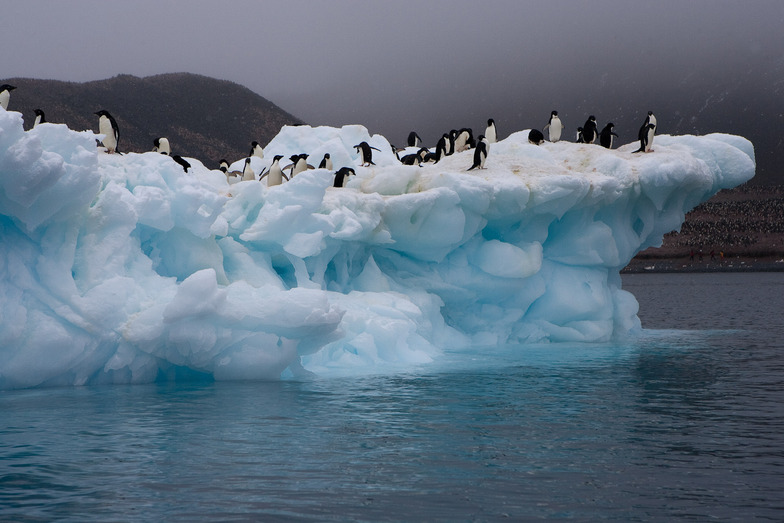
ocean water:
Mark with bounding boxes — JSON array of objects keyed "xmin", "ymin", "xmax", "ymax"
[{"xmin": 1, "ymin": 273, "xmax": 783, "ymax": 521}]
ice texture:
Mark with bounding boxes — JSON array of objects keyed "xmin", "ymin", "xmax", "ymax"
[{"xmin": 0, "ymin": 109, "xmax": 755, "ymax": 388}]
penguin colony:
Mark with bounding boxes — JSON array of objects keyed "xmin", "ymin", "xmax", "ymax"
[{"xmin": 0, "ymin": 84, "xmax": 657, "ymax": 188}]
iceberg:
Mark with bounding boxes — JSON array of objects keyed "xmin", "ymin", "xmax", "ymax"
[{"xmin": 0, "ymin": 108, "xmax": 755, "ymax": 388}]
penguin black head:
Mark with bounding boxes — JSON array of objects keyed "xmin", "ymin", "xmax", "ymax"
[
  {"xmin": 299, "ymin": 153, "xmax": 309, "ymax": 160},
  {"xmin": 272, "ymin": 155, "xmax": 284, "ymax": 163},
  {"xmin": 251, "ymin": 141, "xmax": 260, "ymax": 147},
  {"xmin": 94, "ymin": 110, "xmax": 111, "ymax": 117},
  {"xmin": 153, "ymin": 138, "xmax": 160, "ymax": 148},
  {"xmin": 324, "ymin": 153, "xmax": 330, "ymax": 159},
  {"xmin": 487, "ymin": 119, "xmax": 494, "ymax": 126},
  {"xmin": 34, "ymin": 108, "xmax": 45, "ymax": 117},
  {"xmin": 551, "ymin": 110, "xmax": 558, "ymax": 116},
  {"xmin": 589, "ymin": 115, "xmax": 596, "ymax": 121},
  {"xmin": 648, "ymin": 111, "xmax": 654, "ymax": 116},
  {"xmin": 1, "ymin": 84, "xmax": 16, "ymax": 92},
  {"xmin": 289, "ymin": 154, "xmax": 300, "ymax": 163}
]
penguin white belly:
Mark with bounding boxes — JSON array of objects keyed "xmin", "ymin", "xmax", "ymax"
[
  {"xmin": 34, "ymin": 115, "xmax": 42, "ymax": 127},
  {"xmin": 645, "ymin": 128, "xmax": 655, "ymax": 152},
  {"xmin": 268, "ymin": 166, "xmax": 283, "ymax": 186},
  {"xmin": 0, "ymin": 91, "xmax": 9, "ymax": 110},
  {"xmin": 98, "ymin": 117, "xmax": 117, "ymax": 151},
  {"xmin": 550, "ymin": 118, "xmax": 563, "ymax": 142},
  {"xmin": 485, "ymin": 125, "xmax": 497, "ymax": 143}
]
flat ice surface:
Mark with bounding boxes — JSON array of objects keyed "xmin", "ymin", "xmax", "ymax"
[{"xmin": 0, "ymin": 109, "xmax": 755, "ymax": 388}]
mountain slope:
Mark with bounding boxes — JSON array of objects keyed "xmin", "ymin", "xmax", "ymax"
[{"xmin": 2, "ymin": 73, "xmax": 304, "ymax": 168}]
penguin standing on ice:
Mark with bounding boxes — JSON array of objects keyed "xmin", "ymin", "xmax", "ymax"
[
  {"xmin": 259, "ymin": 155, "xmax": 289, "ymax": 186},
  {"xmin": 582, "ymin": 116, "xmax": 598, "ymax": 144},
  {"xmin": 0, "ymin": 84, "xmax": 15, "ymax": 110},
  {"xmin": 543, "ymin": 110, "xmax": 563, "ymax": 142},
  {"xmin": 467, "ymin": 135, "xmax": 488, "ymax": 171},
  {"xmin": 33, "ymin": 109, "xmax": 46, "ymax": 127},
  {"xmin": 219, "ymin": 159, "xmax": 229, "ymax": 174},
  {"xmin": 433, "ymin": 133, "xmax": 449, "ymax": 163},
  {"xmin": 153, "ymin": 137, "xmax": 171, "ymax": 155},
  {"xmin": 95, "ymin": 110, "xmax": 120, "ymax": 153},
  {"xmin": 485, "ymin": 119, "xmax": 497, "ymax": 143},
  {"xmin": 286, "ymin": 153, "xmax": 313, "ymax": 177},
  {"xmin": 250, "ymin": 141, "xmax": 264, "ymax": 159},
  {"xmin": 318, "ymin": 153, "xmax": 332, "ymax": 170},
  {"xmin": 241, "ymin": 157, "xmax": 256, "ymax": 181},
  {"xmin": 354, "ymin": 142, "xmax": 381, "ymax": 166},
  {"xmin": 599, "ymin": 123, "xmax": 618, "ymax": 149},
  {"xmin": 634, "ymin": 123, "xmax": 656, "ymax": 153},
  {"xmin": 576, "ymin": 127, "xmax": 585, "ymax": 143},
  {"xmin": 333, "ymin": 167, "xmax": 356, "ymax": 188},
  {"xmin": 407, "ymin": 132, "xmax": 422, "ymax": 147}
]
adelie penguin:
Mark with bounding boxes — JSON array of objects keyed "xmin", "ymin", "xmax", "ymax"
[
  {"xmin": 0, "ymin": 84, "xmax": 16, "ymax": 110},
  {"xmin": 153, "ymin": 137, "xmax": 171, "ymax": 155},
  {"xmin": 259, "ymin": 155, "xmax": 289, "ymax": 187},
  {"xmin": 433, "ymin": 134, "xmax": 449, "ymax": 163},
  {"xmin": 242, "ymin": 157, "xmax": 255, "ymax": 181},
  {"xmin": 582, "ymin": 115, "xmax": 598, "ymax": 144},
  {"xmin": 354, "ymin": 142, "xmax": 381, "ymax": 166},
  {"xmin": 318, "ymin": 153, "xmax": 332, "ymax": 170},
  {"xmin": 250, "ymin": 141, "xmax": 264, "ymax": 159},
  {"xmin": 95, "ymin": 110, "xmax": 121, "ymax": 154},
  {"xmin": 333, "ymin": 167, "xmax": 356, "ymax": 188},
  {"xmin": 285, "ymin": 153, "xmax": 314, "ymax": 177},
  {"xmin": 599, "ymin": 123, "xmax": 618, "ymax": 149},
  {"xmin": 171, "ymin": 155, "xmax": 191, "ymax": 173},
  {"xmin": 407, "ymin": 131, "xmax": 422, "ymax": 147},
  {"xmin": 33, "ymin": 109, "xmax": 46, "ymax": 128},
  {"xmin": 467, "ymin": 135, "xmax": 488, "ymax": 171},
  {"xmin": 528, "ymin": 129, "xmax": 545, "ymax": 145},
  {"xmin": 543, "ymin": 110, "xmax": 563, "ymax": 142},
  {"xmin": 634, "ymin": 123, "xmax": 656, "ymax": 153},
  {"xmin": 485, "ymin": 119, "xmax": 497, "ymax": 144}
]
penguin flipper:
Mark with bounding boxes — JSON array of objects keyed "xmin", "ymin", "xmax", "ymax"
[{"xmin": 258, "ymin": 168, "xmax": 268, "ymax": 180}]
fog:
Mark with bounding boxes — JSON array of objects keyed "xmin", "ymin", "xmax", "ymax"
[{"xmin": 3, "ymin": 0, "xmax": 783, "ymax": 181}]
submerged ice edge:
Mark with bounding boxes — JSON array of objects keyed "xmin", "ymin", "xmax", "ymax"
[{"xmin": 0, "ymin": 109, "xmax": 755, "ymax": 388}]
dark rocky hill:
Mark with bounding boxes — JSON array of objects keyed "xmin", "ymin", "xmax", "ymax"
[{"xmin": 1, "ymin": 73, "xmax": 303, "ymax": 169}]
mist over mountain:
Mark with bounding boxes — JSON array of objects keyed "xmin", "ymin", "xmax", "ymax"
[{"xmin": 2, "ymin": 73, "xmax": 303, "ymax": 169}]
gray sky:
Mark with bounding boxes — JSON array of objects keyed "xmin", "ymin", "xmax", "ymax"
[{"xmin": 3, "ymin": 0, "xmax": 784, "ymax": 150}]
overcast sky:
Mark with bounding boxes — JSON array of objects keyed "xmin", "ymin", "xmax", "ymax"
[{"xmin": 4, "ymin": 0, "xmax": 783, "ymax": 146}]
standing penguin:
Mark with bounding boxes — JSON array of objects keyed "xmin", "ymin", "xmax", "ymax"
[
  {"xmin": 241, "ymin": 157, "xmax": 255, "ymax": 181},
  {"xmin": 543, "ymin": 110, "xmax": 563, "ymax": 142},
  {"xmin": 407, "ymin": 132, "xmax": 422, "ymax": 147},
  {"xmin": 634, "ymin": 123, "xmax": 656, "ymax": 153},
  {"xmin": 467, "ymin": 135, "xmax": 488, "ymax": 171},
  {"xmin": 259, "ymin": 155, "xmax": 289, "ymax": 186},
  {"xmin": 95, "ymin": 110, "xmax": 120, "ymax": 153},
  {"xmin": 318, "ymin": 153, "xmax": 333, "ymax": 170},
  {"xmin": 433, "ymin": 134, "xmax": 449, "ymax": 163},
  {"xmin": 354, "ymin": 142, "xmax": 381, "ymax": 166},
  {"xmin": 219, "ymin": 159, "xmax": 230, "ymax": 174},
  {"xmin": 0, "ymin": 84, "xmax": 16, "ymax": 110},
  {"xmin": 485, "ymin": 119, "xmax": 497, "ymax": 143},
  {"xmin": 333, "ymin": 167, "xmax": 356, "ymax": 188},
  {"xmin": 582, "ymin": 116, "xmax": 598, "ymax": 144},
  {"xmin": 599, "ymin": 123, "xmax": 618, "ymax": 149},
  {"xmin": 153, "ymin": 137, "xmax": 171, "ymax": 155},
  {"xmin": 250, "ymin": 141, "xmax": 264, "ymax": 159},
  {"xmin": 33, "ymin": 109, "xmax": 46, "ymax": 128}
]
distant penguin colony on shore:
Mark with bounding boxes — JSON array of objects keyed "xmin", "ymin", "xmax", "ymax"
[{"xmin": 2, "ymin": 83, "xmax": 659, "ymax": 191}]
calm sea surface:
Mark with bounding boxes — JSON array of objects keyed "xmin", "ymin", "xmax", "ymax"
[{"xmin": 1, "ymin": 273, "xmax": 783, "ymax": 521}]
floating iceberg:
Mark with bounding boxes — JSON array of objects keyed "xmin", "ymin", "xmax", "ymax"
[{"xmin": 0, "ymin": 108, "xmax": 754, "ymax": 388}]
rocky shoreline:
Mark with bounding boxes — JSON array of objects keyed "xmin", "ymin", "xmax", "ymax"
[{"xmin": 623, "ymin": 184, "xmax": 784, "ymax": 273}]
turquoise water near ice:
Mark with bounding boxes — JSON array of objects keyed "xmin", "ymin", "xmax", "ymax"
[{"xmin": 1, "ymin": 273, "xmax": 783, "ymax": 521}]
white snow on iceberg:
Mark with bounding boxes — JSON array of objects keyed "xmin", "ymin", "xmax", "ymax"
[{"xmin": 0, "ymin": 108, "xmax": 755, "ymax": 388}]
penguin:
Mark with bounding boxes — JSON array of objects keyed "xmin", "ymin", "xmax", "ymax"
[
  {"xmin": 433, "ymin": 133, "xmax": 449, "ymax": 163},
  {"xmin": 399, "ymin": 152, "xmax": 421, "ymax": 166},
  {"xmin": 407, "ymin": 131, "xmax": 422, "ymax": 147},
  {"xmin": 259, "ymin": 155, "xmax": 289, "ymax": 186},
  {"xmin": 543, "ymin": 111, "xmax": 563, "ymax": 142},
  {"xmin": 333, "ymin": 167, "xmax": 356, "ymax": 188},
  {"xmin": 171, "ymin": 155, "xmax": 191, "ymax": 173},
  {"xmin": 153, "ymin": 137, "xmax": 171, "ymax": 155},
  {"xmin": 528, "ymin": 129, "xmax": 545, "ymax": 145},
  {"xmin": 485, "ymin": 119, "xmax": 497, "ymax": 144},
  {"xmin": 634, "ymin": 123, "xmax": 656, "ymax": 153},
  {"xmin": 599, "ymin": 123, "xmax": 618, "ymax": 149},
  {"xmin": 467, "ymin": 135, "xmax": 488, "ymax": 171},
  {"xmin": 354, "ymin": 142, "xmax": 381, "ymax": 166},
  {"xmin": 285, "ymin": 153, "xmax": 313, "ymax": 177},
  {"xmin": 95, "ymin": 110, "xmax": 120, "ymax": 154},
  {"xmin": 454, "ymin": 128, "xmax": 473, "ymax": 152},
  {"xmin": 219, "ymin": 159, "xmax": 229, "ymax": 174},
  {"xmin": 318, "ymin": 153, "xmax": 332, "ymax": 170},
  {"xmin": 576, "ymin": 127, "xmax": 585, "ymax": 143},
  {"xmin": 0, "ymin": 84, "xmax": 16, "ymax": 110},
  {"xmin": 645, "ymin": 111, "xmax": 657, "ymax": 129},
  {"xmin": 582, "ymin": 116, "xmax": 598, "ymax": 144},
  {"xmin": 250, "ymin": 141, "xmax": 264, "ymax": 159},
  {"xmin": 417, "ymin": 147, "xmax": 430, "ymax": 162},
  {"xmin": 33, "ymin": 109, "xmax": 46, "ymax": 128},
  {"xmin": 241, "ymin": 157, "xmax": 255, "ymax": 181}
]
